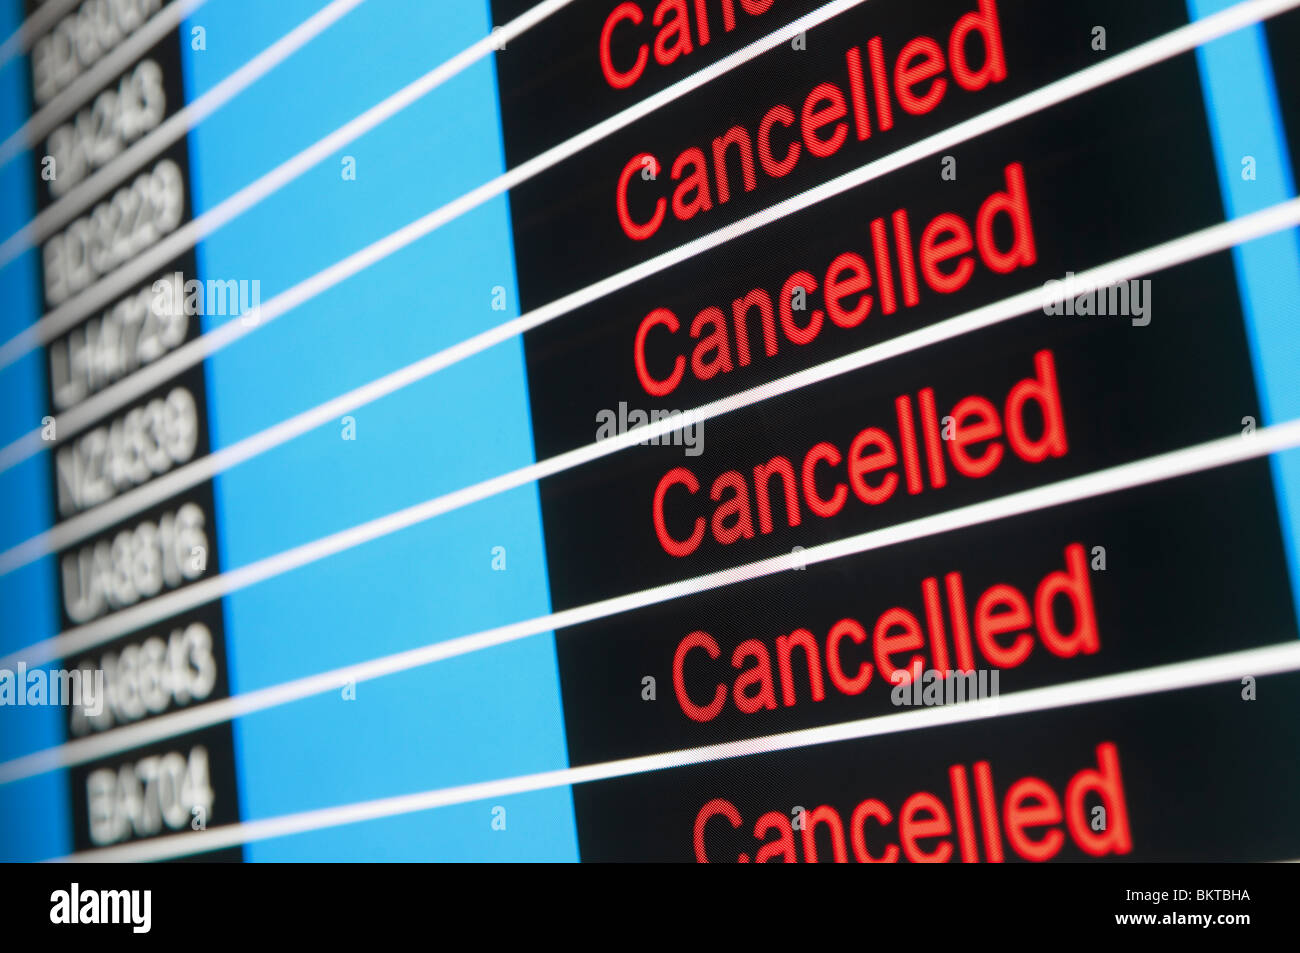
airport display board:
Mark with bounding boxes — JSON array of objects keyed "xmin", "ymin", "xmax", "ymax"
[{"xmin": 1, "ymin": 0, "xmax": 1299, "ymax": 863}]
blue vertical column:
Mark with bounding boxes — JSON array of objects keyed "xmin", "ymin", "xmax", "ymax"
[
  {"xmin": 0, "ymin": 0, "xmax": 70, "ymax": 863},
  {"xmin": 1189, "ymin": 0, "xmax": 1300, "ymax": 625},
  {"xmin": 180, "ymin": 0, "xmax": 577, "ymax": 859}
]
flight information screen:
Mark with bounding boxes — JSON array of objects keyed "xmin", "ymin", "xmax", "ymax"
[{"xmin": 1, "ymin": 0, "xmax": 1299, "ymax": 865}]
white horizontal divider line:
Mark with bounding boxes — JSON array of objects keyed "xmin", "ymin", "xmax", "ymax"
[
  {"xmin": 52, "ymin": 640, "xmax": 1300, "ymax": 863},
  {"xmin": 0, "ymin": 0, "xmax": 83, "ymax": 68},
  {"xmin": 0, "ymin": 0, "xmax": 579, "ymax": 371},
  {"xmin": 0, "ymin": 0, "xmax": 210, "ymax": 168},
  {"xmin": 2, "ymin": 195, "xmax": 1296, "ymax": 580},
  {"xmin": 0, "ymin": 0, "xmax": 1289, "ymax": 474},
  {"xmin": 0, "ymin": 0, "xmax": 369, "ymax": 266},
  {"xmin": 6, "ymin": 415, "xmax": 1300, "ymax": 785}
]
